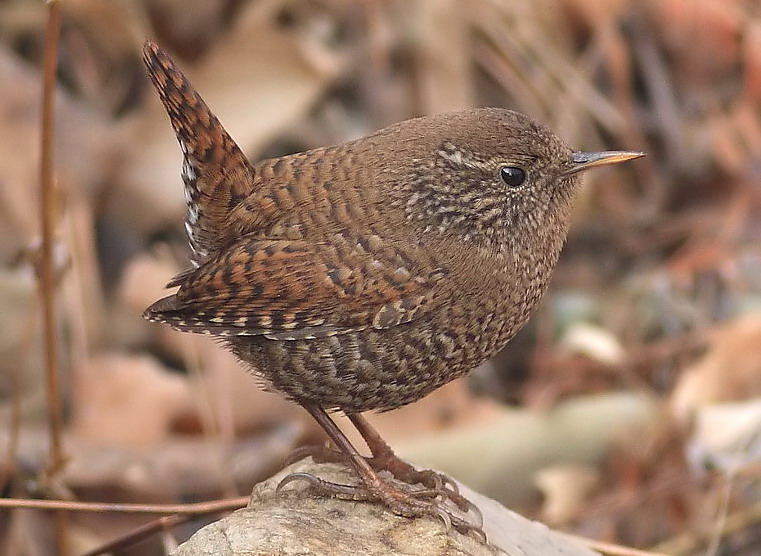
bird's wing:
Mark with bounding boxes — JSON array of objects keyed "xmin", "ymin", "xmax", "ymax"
[{"xmin": 144, "ymin": 238, "xmax": 445, "ymax": 339}]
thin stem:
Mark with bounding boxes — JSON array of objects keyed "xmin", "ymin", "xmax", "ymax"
[
  {"xmin": 39, "ymin": 1, "xmax": 67, "ymax": 554},
  {"xmin": 0, "ymin": 497, "xmax": 247, "ymax": 514},
  {"xmin": 40, "ymin": 0, "xmax": 64, "ymax": 477},
  {"xmin": 81, "ymin": 514, "xmax": 187, "ymax": 556}
]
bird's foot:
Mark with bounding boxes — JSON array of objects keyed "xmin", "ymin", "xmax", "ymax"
[
  {"xmin": 286, "ymin": 443, "xmax": 478, "ymax": 521},
  {"xmin": 283, "ymin": 407, "xmax": 485, "ymax": 539},
  {"xmin": 366, "ymin": 448, "xmax": 474, "ymax": 513},
  {"xmin": 277, "ymin": 468, "xmax": 485, "ymax": 540}
]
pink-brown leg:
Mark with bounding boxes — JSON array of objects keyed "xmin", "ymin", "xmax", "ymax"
[
  {"xmin": 279, "ymin": 403, "xmax": 485, "ymax": 538},
  {"xmin": 347, "ymin": 412, "xmax": 482, "ymax": 524}
]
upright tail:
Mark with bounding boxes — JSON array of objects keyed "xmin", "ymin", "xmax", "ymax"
[{"xmin": 142, "ymin": 40, "xmax": 256, "ymax": 266}]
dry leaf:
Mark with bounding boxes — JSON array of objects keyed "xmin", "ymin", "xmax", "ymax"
[
  {"xmin": 560, "ymin": 322, "xmax": 625, "ymax": 366},
  {"xmin": 671, "ymin": 315, "xmax": 761, "ymax": 422},
  {"xmin": 70, "ymin": 353, "xmax": 194, "ymax": 446},
  {"xmin": 534, "ymin": 464, "xmax": 600, "ymax": 525},
  {"xmin": 688, "ymin": 399, "xmax": 761, "ymax": 473}
]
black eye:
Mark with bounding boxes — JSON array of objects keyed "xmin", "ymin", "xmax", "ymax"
[{"xmin": 499, "ymin": 166, "xmax": 526, "ymax": 187}]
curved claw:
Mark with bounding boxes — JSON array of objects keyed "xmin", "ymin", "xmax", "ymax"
[
  {"xmin": 424, "ymin": 471, "xmax": 444, "ymax": 491},
  {"xmin": 433, "ymin": 505, "xmax": 453, "ymax": 531},
  {"xmin": 465, "ymin": 522, "xmax": 488, "ymax": 543},
  {"xmin": 429, "ymin": 498, "xmax": 488, "ymax": 541},
  {"xmin": 466, "ymin": 498, "xmax": 484, "ymax": 529},
  {"xmin": 402, "ymin": 487, "xmax": 445, "ymax": 500},
  {"xmin": 277, "ymin": 471, "xmax": 318, "ymax": 492},
  {"xmin": 278, "ymin": 471, "xmax": 374, "ymax": 500},
  {"xmin": 415, "ymin": 469, "xmax": 458, "ymax": 494},
  {"xmin": 283, "ymin": 447, "xmax": 318, "ymax": 467},
  {"xmin": 440, "ymin": 486, "xmax": 482, "ymax": 526},
  {"xmin": 442, "ymin": 475, "xmax": 460, "ymax": 495},
  {"xmin": 444, "ymin": 507, "xmax": 487, "ymax": 541},
  {"xmin": 427, "ymin": 482, "xmax": 474, "ymax": 517},
  {"xmin": 283, "ymin": 443, "xmax": 347, "ymax": 467}
]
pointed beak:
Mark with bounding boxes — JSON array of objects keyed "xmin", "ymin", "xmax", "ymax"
[{"xmin": 564, "ymin": 150, "xmax": 645, "ymax": 176}]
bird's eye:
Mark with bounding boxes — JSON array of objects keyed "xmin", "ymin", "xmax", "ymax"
[{"xmin": 499, "ymin": 166, "xmax": 526, "ymax": 187}]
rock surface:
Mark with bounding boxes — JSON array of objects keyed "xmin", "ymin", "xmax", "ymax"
[{"xmin": 173, "ymin": 459, "xmax": 600, "ymax": 556}]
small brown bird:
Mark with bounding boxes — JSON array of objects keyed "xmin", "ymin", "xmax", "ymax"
[{"xmin": 142, "ymin": 40, "xmax": 642, "ymax": 533}]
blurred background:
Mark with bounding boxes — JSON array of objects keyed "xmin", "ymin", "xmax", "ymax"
[{"xmin": 2, "ymin": 0, "xmax": 761, "ymax": 554}]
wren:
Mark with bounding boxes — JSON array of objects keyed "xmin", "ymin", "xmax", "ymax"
[{"xmin": 142, "ymin": 40, "xmax": 643, "ymax": 535}]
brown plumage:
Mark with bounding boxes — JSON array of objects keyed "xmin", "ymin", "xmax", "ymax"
[{"xmin": 142, "ymin": 40, "xmax": 642, "ymax": 533}]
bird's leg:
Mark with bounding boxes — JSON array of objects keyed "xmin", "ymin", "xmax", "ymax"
[
  {"xmin": 347, "ymin": 412, "xmax": 481, "ymax": 522},
  {"xmin": 347, "ymin": 412, "xmax": 452, "ymax": 490},
  {"xmin": 285, "ymin": 411, "xmax": 480, "ymax": 522},
  {"xmin": 279, "ymin": 403, "xmax": 484, "ymax": 537}
]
